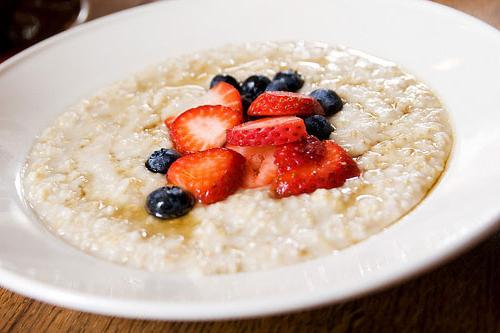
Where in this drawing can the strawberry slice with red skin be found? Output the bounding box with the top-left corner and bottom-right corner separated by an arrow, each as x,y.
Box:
247,91 -> 324,117
274,135 -> 326,172
199,81 -> 243,113
170,105 -> 243,154
165,81 -> 243,129
164,116 -> 176,130
226,145 -> 277,188
226,116 -> 307,147
167,148 -> 245,204
272,141 -> 360,198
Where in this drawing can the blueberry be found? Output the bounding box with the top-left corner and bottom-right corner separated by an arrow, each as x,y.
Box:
273,70 -> 304,91
146,186 -> 195,219
309,89 -> 343,116
241,94 -> 253,113
304,115 -> 335,140
145,148 -> 181,174
209,74 -> 240,91
240,75 -> 271,101
265,78 -> 290,92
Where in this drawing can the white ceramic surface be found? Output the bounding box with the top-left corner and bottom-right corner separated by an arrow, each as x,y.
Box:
0,0 -> 499,320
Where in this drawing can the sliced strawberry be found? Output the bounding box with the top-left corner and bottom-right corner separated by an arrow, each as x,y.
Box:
164,116 -> 176,130
198,81 -> 243,113
167,148 -> 245,204
247,91 -> 324,117
165,82 -> 242,125
226,116 -> 307,147
272,141 -> 360,198
170,105 -> 243,154
274,135 -> 326,172
226,145 -> 277,188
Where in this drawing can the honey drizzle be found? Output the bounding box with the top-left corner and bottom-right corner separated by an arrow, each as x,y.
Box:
109,203 -> 198,239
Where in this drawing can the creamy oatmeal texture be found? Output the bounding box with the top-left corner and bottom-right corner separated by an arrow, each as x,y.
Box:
23,42 -> 452,274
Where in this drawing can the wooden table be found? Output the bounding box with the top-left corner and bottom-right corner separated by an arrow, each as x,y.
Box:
1,1 -> 499,331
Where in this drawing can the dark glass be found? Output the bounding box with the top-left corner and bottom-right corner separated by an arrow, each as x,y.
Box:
0,0 -> 81,60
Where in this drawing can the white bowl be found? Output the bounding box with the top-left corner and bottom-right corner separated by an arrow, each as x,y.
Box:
0,0 -> 499,320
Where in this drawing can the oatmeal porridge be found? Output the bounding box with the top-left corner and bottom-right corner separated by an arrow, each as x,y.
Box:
22,41 -> 452,274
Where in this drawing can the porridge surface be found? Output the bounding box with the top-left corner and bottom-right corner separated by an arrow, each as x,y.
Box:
23,41 -> 452,274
